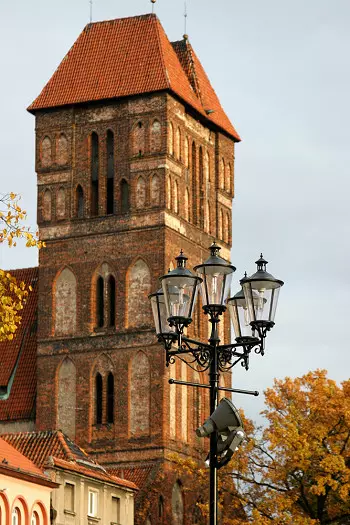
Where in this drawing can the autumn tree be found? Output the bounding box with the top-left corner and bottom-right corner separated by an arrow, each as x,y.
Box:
229,370 -> 350,525
0,193 -> 44,341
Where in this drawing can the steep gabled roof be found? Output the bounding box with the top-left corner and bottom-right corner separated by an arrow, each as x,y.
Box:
1,431 -> 137,491
0,267 -> 38,421
28,14 -> 240,140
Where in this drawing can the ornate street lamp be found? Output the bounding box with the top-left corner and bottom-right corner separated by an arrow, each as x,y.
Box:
149,244 -> 284,525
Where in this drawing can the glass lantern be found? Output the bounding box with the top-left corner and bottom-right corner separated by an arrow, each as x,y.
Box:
160,250 -> 202,331
149,288 -> 176,337
242,255 -> 284,330
227,281 -> 260,343
194,243 -> 236,315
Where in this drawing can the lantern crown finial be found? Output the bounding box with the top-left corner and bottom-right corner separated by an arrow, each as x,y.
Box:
209,242 -> 221,257
255,254 -> 268,272
176,250 -> 188,269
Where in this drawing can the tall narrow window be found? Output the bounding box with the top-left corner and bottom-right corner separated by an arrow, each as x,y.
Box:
108,275 -> 116,327
121,179 -> 130,213
167,176 -> 172,210
107,130 -> 114,214
42,189 -> 52,222
41,136 -> 52,167
169,122 -> 174,155
176,127 -> 181,159
91,132 -> 99,216
88,490 -> 98,517
112,497 -> 121,524
96,276 -> 104,328
64,483 -> 75,512
76,185 -> 84,218
174,180 -> 179,214
95,373 -> 103,424
199,147 -> 204,229
184,188 -> 190,221
150,120 -> 162,152
107,372 -> 114,424
192,142 -> 197,225
184,137 -> 189,167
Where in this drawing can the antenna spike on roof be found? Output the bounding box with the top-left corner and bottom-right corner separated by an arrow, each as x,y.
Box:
151,0 -> 156,14
89,0 -> 93,23
184,1 -> 188,38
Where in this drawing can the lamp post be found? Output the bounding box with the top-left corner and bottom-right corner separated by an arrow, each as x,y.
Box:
149,244 -> 283,525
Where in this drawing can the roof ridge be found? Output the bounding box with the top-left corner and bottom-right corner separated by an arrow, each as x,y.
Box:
86,13 -> 157,26
153,17 -> 171,90
57,431 -> 75,461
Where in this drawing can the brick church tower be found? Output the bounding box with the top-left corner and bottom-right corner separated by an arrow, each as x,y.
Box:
29,14 -> 240,523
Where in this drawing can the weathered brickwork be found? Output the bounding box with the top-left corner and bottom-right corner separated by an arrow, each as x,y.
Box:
34,89 -> 236,524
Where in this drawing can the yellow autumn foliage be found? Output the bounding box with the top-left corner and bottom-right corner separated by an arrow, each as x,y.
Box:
0,193 -> 44,341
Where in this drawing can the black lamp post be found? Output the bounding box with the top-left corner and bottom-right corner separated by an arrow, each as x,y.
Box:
149,244 -> 284,525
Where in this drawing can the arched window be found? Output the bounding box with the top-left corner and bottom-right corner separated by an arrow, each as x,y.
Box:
127,259 -> 151,327
96,276 -> 104,328
31,511 -> 39,525
57,133 -> 68,165
41,136 -> 52,167
121,179 -> 130,213
167,176 -> 172,210
107,275 -> 116,327
12,507 -> 20,525
56,187 -> 66,220
220,158 -> 225,190
192,142 -> 197,224
58,358 -> 76,439
107,372 -> 114,424
219,209 -> 224,240
184,137 -> 189,168
174,180 -> 179,214
54,267 -> 77,335
42,188 -> 52,222
172,482 -> 184,525
158,496 -> 164,519
136,176 -> 146,209
204,200 -> 210,233
205,151 -> 210,190
107,130 -> 115,214
91,132 -> 99,216
95,373 -> 103,424
150,174 -> 160,206
76,185 -> 84,218
169,122 -> 174,156
132,121 -> 145,156
175,127 -> 181,159
130,352 -> 150,435
199,147 -> 204,228
224,212 -> 230,243
184,188 -> 190,221
227,163 -> 232,194
150,120 -> 162,152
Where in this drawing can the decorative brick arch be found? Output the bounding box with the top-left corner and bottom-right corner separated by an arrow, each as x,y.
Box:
11,496 -> 29,525
168,122 -> 174,156
0,491 -> 10,525
126,258 -> 151,328
91,353 -> 115,426
150,174 -> 160,206
42,188 -> 52,222
167,175 -> 172,210
172,481 -> 184,525
57,133 -> 68,166
129,351 -> 150,436
136,176 -> 146,208
56,186 -> 66,220
53,266 -> 77,336
30,500 -> 49,525
57,357 -> 76,439
131,121 -> 145,156
41,136 -> 52,167
150,119 -> 162,152
91,262 -> 116,329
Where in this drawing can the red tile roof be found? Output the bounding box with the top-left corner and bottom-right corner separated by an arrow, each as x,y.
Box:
108,464 -> 158,490
28,14 -> 240,141
0,267 -> 38,421
0,437 -> 50,482
1,431 -> 137,491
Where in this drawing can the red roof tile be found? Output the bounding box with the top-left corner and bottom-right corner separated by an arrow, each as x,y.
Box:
108,464 -> 157,490
1,431 -> 137,491
28,14 -> 240,140
0,437 -> 47,479
0,268 -> 38,421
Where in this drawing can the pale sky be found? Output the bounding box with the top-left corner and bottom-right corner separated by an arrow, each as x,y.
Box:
1,0 -> 349,424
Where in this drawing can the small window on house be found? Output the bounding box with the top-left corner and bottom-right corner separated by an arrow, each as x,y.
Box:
91,132 -> 99,216
12,508 -> 20,525
96,276 -> 104,328
76,185 -> 84,218
108,275 -> 116,327
112,496 -> 121,524
121,179 -> 130,213
64,482 -> 75,512
88,490 -> 98,517
107,130 -> 115,214
95,374 -> 103,425
107,372 -> 114,424
159,495 -> 164,518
